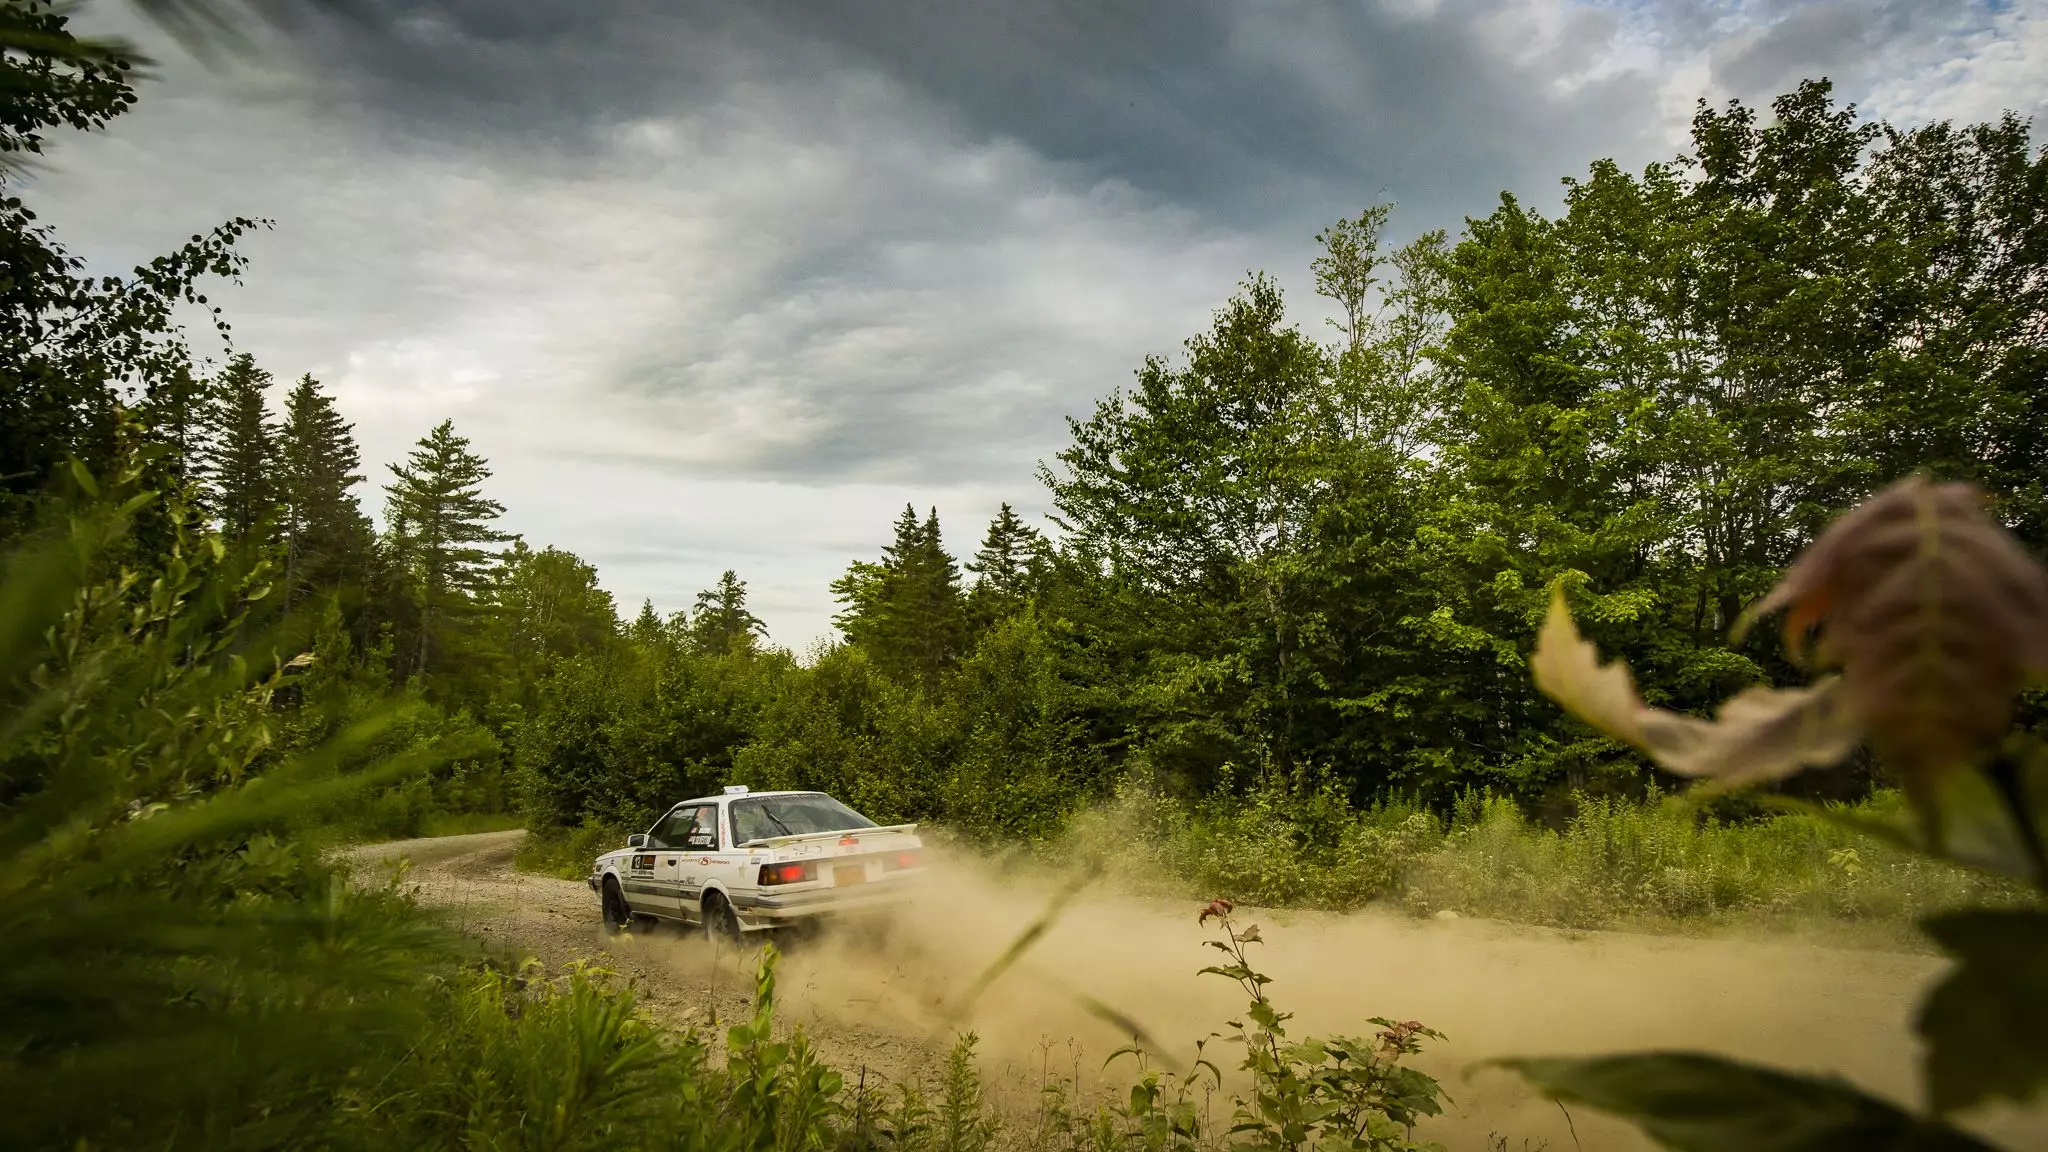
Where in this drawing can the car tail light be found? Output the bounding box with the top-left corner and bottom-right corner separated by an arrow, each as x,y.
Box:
883,849 -> 922,871
758,861 -> 817,886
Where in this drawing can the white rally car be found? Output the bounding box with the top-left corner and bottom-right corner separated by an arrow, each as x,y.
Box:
587,786 -> 924,938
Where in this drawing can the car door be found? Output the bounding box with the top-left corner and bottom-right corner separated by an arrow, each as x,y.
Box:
700,802 -> 751,916
629,806 -> 694,917
674,804 -> 749,921
670,805 -> 719,921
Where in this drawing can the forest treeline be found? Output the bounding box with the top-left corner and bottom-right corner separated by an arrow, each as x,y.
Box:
10,2 -> 2046,1146
8,0 -> 2045,851
498,78 -> 2048,845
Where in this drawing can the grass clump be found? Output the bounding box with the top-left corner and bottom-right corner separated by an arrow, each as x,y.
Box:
1062,775 -> 2023,939
517,819 -> 635,879
1406,789 -> 2019,932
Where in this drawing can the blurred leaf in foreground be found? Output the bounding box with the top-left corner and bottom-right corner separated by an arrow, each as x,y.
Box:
1499,1052 -> 1997,1152
1917,909 -> 2048,1115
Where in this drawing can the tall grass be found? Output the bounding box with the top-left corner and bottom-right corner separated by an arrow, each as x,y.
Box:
1061,778 -> 2024,938
518,818 -> 635,879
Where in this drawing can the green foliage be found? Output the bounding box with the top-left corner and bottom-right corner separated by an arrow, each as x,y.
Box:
0,0 -> 134,164
0,470 -> 478,1149
1506,475 -> 2048,1146
694,568 -> 769,655
489,541 -> 620,700
383,417 -> 512,682
835,504 -> 970,690
517,634 -> 775,834
1915,910 -> 2048,1114
940,608 -> 1114,842
368,960 -> 680,1151
1197,902 -> 1448,1151
967,501 -> 1046,628
518,818 -> 636,879
206,350 -> 278,542
1498,1054 -> 1995,1152
277,371 -> 372,607
1062,776 -> 2018,935
937,1033 -> 1000,1152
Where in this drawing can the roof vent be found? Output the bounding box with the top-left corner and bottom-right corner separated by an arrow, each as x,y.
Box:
722,785 -> 750,795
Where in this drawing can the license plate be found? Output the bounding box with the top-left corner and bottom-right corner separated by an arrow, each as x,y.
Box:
834,864 -> 867,887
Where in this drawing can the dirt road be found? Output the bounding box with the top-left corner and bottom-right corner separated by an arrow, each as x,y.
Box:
351,830 -> 2044,1151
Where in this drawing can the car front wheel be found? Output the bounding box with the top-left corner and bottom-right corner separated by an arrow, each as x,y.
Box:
601,877 -> 633,935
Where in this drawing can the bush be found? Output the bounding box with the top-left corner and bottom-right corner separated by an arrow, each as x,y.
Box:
516,819 -> 634,879
1061,773 -> 2023,937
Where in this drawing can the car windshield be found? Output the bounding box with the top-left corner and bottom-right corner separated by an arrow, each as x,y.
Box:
729,794 -> 878,844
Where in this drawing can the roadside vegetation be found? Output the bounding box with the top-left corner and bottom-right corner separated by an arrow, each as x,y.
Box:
1067,782 -> 2026,940
8,1 -> 2047,1149
528,783 -> 2023,945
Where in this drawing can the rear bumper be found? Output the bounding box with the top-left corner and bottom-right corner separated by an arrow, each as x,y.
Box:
732,875 -> 922,924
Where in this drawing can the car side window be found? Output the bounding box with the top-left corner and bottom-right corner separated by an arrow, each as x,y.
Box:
650,808 -> 693,850
683,806 -> 718,851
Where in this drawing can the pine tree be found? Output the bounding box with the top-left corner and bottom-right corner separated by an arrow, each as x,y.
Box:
629,598 -> 664,645
966,502 -> 1043,626
205,352 -> 278,542
831,504 -> 965,689
277,373 -> 372,607
383,418 -> 510,680
690,570 -> 766,655
136,364 -> 216,506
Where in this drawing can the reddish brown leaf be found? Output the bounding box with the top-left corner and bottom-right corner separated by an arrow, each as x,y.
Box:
1532,589 -> 1862,785
1740,476 -> 2048,796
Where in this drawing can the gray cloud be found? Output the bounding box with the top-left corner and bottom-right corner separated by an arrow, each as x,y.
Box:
38,0 -> 2048,646
290,0 -> 1671,223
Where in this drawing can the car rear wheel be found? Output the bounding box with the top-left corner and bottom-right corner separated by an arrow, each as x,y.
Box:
601,877 -> 633,935
701,890 -> 742,944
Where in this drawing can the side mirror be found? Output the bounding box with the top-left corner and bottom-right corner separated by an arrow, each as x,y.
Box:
626,833 -> 649,849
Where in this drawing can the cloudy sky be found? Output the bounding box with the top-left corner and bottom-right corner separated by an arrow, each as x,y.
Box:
37,0 -> 2048,650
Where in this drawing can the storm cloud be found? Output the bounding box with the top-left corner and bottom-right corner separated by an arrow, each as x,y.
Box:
36,0 -> 2048,646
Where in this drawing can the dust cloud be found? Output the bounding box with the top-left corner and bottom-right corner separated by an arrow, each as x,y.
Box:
362,833 -> 2046,1150
665,842 -> 2045,1150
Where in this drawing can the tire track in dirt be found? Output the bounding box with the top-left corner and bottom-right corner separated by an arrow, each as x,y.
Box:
350,830 -> 2047,1151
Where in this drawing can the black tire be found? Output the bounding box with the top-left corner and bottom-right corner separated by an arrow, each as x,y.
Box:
701,890 -> 742,944
601,877 -> 633,935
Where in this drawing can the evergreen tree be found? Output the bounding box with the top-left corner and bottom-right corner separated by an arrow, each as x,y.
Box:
629,598 -> 664,646
135,364 -> 216,505
832,505 -> 966,689
383,418 -> 510,681
690,570 -> 766,655
203,352 -> 278,543
966,502 -> 1043,627
277,373 -> 372,606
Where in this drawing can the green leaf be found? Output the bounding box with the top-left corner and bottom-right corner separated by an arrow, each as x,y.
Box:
1763,757 -> 2048,885
67,458 -> 99,497
1497,1052 -> 1996,1151
1918,908 -> 2048,1113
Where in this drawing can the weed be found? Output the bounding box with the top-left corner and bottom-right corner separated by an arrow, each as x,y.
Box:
1062,776 -> 2022,940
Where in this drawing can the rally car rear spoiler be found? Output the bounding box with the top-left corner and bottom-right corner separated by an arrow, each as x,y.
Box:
738,823 -> 919,849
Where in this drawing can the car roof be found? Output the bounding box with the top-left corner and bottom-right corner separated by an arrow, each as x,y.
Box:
669,789 -> 823,808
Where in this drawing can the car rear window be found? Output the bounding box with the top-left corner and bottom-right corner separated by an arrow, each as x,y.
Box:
730,794 -> 879,844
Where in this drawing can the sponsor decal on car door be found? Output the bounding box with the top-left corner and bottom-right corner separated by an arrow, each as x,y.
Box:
674,806 -> 722,921
625,806 -> 695,916
678,802 -> 744,916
